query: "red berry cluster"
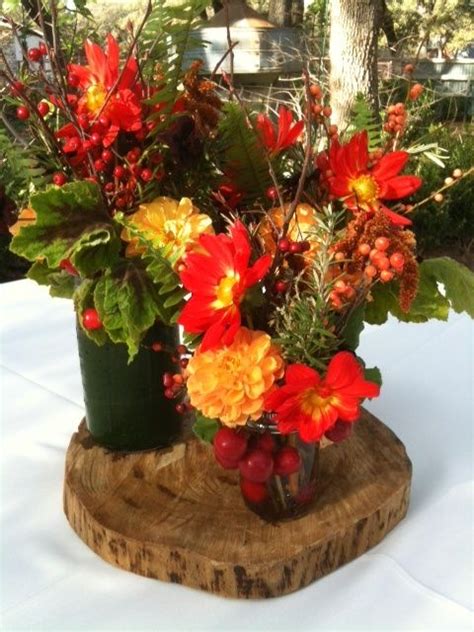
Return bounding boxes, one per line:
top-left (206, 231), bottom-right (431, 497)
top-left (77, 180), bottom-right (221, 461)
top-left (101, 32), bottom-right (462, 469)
top-left (213, 427), bottom-right (302, 504)
top-left (27, 43), bottom-right (48, 63)
top-left (384, 103), bottom-right (407, 136)
top-left (358, 236), bottom-right (405, 283)
top-left (273, 237), bottom-right (311, 295)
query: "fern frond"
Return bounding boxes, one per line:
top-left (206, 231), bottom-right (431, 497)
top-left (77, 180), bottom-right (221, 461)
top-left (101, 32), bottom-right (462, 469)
top-left (0, 130), bottom-right (48, 206)
top-left (345, 94), bottom-right (381, 150)
top-left (142, 0), bottom-right (211, 128)
top-left (216, 103), bottom-right (272, 200)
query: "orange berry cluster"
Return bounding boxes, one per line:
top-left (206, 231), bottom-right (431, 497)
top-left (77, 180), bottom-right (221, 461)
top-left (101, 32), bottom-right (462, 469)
top-left (358, 237), bottom-right (405, 283)
top-left (329, 278), bottom-right (357, 309)
top-left (384, 102), bottom-right (407, 135)
top-left (309, 84), bottom-right (335, 134)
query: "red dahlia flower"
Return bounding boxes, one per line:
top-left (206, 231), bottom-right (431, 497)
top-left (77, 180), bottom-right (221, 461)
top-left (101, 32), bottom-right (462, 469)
top-left (264, 351), bottom-right (380, 442)
top-left (326, 131), bottom-right (422, 226)
top-left (256, 106), bottom-right (304, 154)
top-left (66, 34), bottom-right (142, 146)
top-left (178, 221), bottom-right (271, 351)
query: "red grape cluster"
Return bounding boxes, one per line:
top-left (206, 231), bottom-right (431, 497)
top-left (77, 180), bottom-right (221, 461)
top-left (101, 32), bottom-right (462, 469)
top-left (213, 427), bottom-right (302, 504)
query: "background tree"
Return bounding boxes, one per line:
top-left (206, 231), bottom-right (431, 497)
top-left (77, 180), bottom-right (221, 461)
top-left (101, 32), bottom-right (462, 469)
top-left (329, 0), bottom-right (380, 128)
top-left (268, 0), bottom-right (304, 26)
top-left (385, 0), bottom-right (474, 57)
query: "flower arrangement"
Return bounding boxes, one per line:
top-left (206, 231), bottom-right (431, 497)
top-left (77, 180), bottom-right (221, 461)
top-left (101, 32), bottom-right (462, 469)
top-left (2, 2), bottom-right (474, 515)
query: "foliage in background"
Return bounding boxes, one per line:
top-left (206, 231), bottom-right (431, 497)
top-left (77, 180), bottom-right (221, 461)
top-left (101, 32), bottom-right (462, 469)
top-left (412, 126), bottom-right (474, 258)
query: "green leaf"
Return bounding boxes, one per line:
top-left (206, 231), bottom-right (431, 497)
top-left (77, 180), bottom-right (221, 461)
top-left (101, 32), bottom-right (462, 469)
top-left (93, 262), bottom-right (174, 361)
top-left (10, 182), bottom-right (120, 275)
top-left (420, 257), bottom-right (474, 317)
top-left (340, 303), bottom-right (365, 350)
top-left (192, 413), bottom-right (219, 443)
top-left (27, 260), bottom-right (76, 299)
top-left (364, 257), bottom-right (471, 325)
top-left (364, 366), bottom-right (383, 387)
top-left (217, 103), bottom-right (272, 200)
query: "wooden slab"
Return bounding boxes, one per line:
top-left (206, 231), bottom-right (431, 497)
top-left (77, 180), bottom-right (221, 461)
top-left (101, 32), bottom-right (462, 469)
top-left (63, 410), bottom-right (412, 599)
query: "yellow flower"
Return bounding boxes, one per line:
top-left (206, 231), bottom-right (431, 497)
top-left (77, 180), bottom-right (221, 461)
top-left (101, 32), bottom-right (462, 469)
top-left (121, 196), bottom-right (213, 264)
top-left (186, 327), bottom-right (285, 427)
top-left (258, 203), bottom-right (320, 257)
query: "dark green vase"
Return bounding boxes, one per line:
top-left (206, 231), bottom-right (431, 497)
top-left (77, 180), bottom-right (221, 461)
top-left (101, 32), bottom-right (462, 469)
top-left (76, 322), bottom-right (181, 451)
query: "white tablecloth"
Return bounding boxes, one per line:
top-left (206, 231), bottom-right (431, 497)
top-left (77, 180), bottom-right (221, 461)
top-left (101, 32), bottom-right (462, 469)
top-left (1, 279), bottom-right (473, 631)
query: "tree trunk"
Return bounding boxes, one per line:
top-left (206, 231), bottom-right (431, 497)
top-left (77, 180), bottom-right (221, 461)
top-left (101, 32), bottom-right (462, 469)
top-left (268, 0), bottom-right (304, 27)
top-left (329, 0), bottom-right (380, 129)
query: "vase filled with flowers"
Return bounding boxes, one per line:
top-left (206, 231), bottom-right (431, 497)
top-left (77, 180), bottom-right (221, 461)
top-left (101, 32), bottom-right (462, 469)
top-left (5, 12), bottom-right (222, 450)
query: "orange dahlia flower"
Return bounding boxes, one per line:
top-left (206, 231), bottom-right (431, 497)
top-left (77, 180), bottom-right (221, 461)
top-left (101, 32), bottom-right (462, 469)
top-left (178, 221), bottom-right (272, 351)
top-left (186, 327), bottom-right (284, 426)
top-left (121, 197), bottom-right (213, 265)
top-left (264, 351), bottom-right (380, 442)
top-left (323, 131), bottom-right (421, 226)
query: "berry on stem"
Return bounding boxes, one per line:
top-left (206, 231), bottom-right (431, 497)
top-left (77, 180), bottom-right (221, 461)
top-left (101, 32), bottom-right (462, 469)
top-left (27, 48), bottom-right (42, 62)
top-left (16, 105), bottom-right (30, 121)
top-left (37, 101), bottom-right (49, 117)
top-left (375, 237), bottom-right (390, 251)
top-left (278, 238), bottom-right (290, 253)
top-left (52, 172), bottom-right (67, 186)
top-left (82, 308), bottom-right (102, 330)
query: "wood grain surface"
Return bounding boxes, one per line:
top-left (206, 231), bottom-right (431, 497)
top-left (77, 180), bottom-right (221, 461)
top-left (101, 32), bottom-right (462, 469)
top-left (63, 409), bottom-right (412, 599)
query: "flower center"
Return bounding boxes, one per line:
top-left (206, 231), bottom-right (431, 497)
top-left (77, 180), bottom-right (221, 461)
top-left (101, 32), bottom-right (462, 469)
top-left (86, 84), bottom-right (107, 113)
top-left (349, 175), bottom-right (379, 205)
top-left (214, 273), bottom-right (240, 309)
top-left (299, 385), bottom-right (335, 416)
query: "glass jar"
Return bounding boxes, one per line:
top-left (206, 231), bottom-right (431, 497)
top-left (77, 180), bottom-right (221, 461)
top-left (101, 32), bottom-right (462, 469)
top-left (239, 419), bottom-right (319, 522)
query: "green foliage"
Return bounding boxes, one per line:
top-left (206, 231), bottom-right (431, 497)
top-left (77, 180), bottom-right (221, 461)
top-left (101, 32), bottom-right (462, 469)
top-left (27, 260), bottom-right (76, 299)
top-left (192, 412), bottom-right (219, 444)
top-left (0, 130), bottom-right (47, 207)
top-left (345, 94), bottom-right (381, 150)
top-left (216, 103), bottom-right (272, 201)
top-left (93, 261), bottom-right (175, 361)
top-left (10, 182), bottom-right (121, 275)
top-left (364, 366), bottom-right (382, 387)
top-left (340, 303), bottom-right (365, 350)
top-left (411, 126), bottom-right (474, 254)
top-left (365, 257), bottom-right (474, 325)
top-left (143, 0), bottom-right (210, 125)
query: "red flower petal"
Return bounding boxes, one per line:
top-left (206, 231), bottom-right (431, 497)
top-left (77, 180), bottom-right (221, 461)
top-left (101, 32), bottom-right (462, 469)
top-left (245, 254), bottom-right (272, 287)
top-left (285, 363), bottom-right (320, 386)
top-left (381, 206), bottom-right (413, 226)
top-left (372, 151), bottom-right (408, 180)
top-left (383, 175), bottom-right (422, 200)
